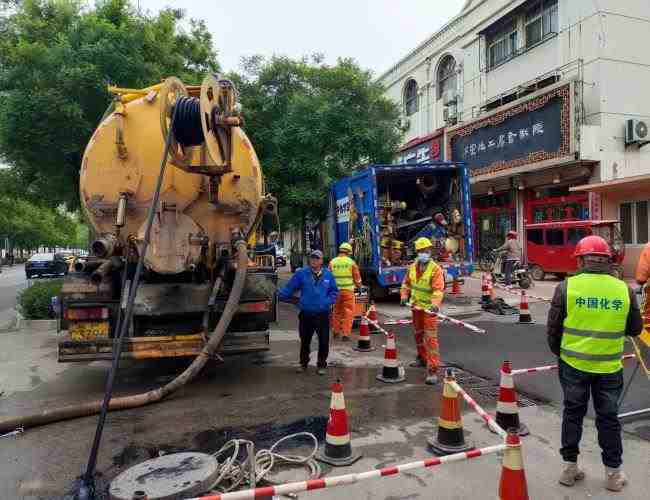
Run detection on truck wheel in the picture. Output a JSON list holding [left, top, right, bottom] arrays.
[[529, 265, 545, 281], [370, 279, 388, 302]]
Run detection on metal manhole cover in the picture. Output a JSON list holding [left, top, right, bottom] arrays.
[[452, 370, 491, 388], [472, 387, 537, 408]]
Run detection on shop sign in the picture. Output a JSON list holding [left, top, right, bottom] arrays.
[[449, 84, 572, 175], [397, 135, 443, 164]]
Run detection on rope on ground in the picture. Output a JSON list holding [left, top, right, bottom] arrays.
[[511, 353, 637, 376], [448, 379, 507, 439], [186, 442, 508, 500], [206, 432, 320, 494]]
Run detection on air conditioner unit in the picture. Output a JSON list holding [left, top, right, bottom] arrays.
[[398, 117, 410, 131], [443, 105, 458, 125], [626, 119, 649, 145], [442, 90, 457, 106]]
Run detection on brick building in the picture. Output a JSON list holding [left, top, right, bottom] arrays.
[[379, 0, 650, 276]]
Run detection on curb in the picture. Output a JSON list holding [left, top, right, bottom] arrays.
[[16, 313, 57, 332]]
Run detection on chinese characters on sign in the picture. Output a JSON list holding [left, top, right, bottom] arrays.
[[450, 94, 564, 172], [575, 296, 624, 311], [397, 137, 443, 164]]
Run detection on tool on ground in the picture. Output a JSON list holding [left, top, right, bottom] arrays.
[[353, 316, 375, 352], [498, 431, 530, 500], [367, 302, 380, 334], [428, 370, 474, 455], [481, 297, 519, 316], [0, 427, 23, 439], [317, 380, 362, 466], [494, 361, 529, 436], [376, 333, 406, 383], [510, 353, 636, 375], [517, 290, 533, 324], [183, 442, 508, 500], [447, 378, 507, 439]]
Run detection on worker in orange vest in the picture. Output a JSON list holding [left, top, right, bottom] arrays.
[[400, 237, 445, 384], [329, 242, 362, 341]]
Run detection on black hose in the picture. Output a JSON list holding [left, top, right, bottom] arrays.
[[172, 96, 204, 147]]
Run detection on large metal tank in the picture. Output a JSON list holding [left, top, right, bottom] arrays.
[[80, 76, 266, 274]]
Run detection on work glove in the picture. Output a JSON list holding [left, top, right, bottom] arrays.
[[400, 298, 408, 307], [429, 305, 440, 314]]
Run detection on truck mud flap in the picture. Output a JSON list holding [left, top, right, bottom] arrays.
[[58, 330, 270, 362]]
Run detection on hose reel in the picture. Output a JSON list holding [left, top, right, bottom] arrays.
[[159, 74, 242, 175]]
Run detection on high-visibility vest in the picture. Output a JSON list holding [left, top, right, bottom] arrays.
[[561, 273, 630, 374], [407, 261, 441, 308], [330, 255, 356, 291]]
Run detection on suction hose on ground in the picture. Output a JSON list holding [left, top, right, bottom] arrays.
[[0, 241, 248, 433]]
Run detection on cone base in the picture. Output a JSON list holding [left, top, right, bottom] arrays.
[[376, 373, 406, 384], [490, 422, 530, 437], [317, 448, 362, 467], [427, 436, 474, 456], [517, 317, 534, 324], [353, 345, 376, 352]]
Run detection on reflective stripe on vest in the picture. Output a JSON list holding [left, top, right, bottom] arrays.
[[561, 273, 630, 374], [408, 261, 439, 308], [330, 255, 356, 291]]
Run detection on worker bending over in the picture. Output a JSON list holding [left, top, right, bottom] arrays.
[[547, 236, 641, 492], [329, 242, 362, 341], [400, 237, 445, 385]]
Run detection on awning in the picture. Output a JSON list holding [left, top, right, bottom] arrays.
[[570, 173, 650, 194]]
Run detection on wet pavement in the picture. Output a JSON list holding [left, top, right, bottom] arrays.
[[1, 285, 649, 499]]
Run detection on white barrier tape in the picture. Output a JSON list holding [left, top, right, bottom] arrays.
[[184, 442, 507, 500], [411, 306, 487, 334], [511, 353, 636, 375], [448, 380, 507, 439]]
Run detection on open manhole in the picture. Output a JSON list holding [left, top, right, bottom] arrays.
[[471, 386, 538, 408]]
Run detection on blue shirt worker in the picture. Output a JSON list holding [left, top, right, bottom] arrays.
[[279, 250, 338, 375], [547, 236, 642, 492]]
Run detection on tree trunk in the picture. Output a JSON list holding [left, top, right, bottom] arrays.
[[300, 211, 307, 268]]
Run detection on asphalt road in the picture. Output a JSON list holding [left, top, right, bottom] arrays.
[[0, 264, 27, 330]]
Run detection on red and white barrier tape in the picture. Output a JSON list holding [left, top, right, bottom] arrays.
[[491, 282, 550, 302], [511, 353, 637, 375], [413, 306, 487, 334], [184, 442, 507, 500], [448, 379, 507, 439], [364, 316, 391, 337]]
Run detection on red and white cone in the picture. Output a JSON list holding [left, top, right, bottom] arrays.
[[317, 380, 362, 467], [517, 290, 533, 324], [376, 332, 406, 383], [488, 274, 496, 301], [493, 360, 529, 436], [498, 430, 530, 500], [481, 273, 491, 304], [353, 316, 375, 352], [451, 275, 462, 295], [367, 302, 380, 334]]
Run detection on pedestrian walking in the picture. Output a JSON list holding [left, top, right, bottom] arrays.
[[329, 242, 362, 341], [279, 250, 338, 375], [494, 230, 520, 286], [400, 237, 445, 385], [547, 235, 642, 492]]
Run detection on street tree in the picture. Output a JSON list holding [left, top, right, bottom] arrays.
[[235, 55, 402, 249], [0, 0, 219, 209]]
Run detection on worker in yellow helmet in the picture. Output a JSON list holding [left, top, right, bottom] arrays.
[[400, 237, 445, 384], [329, 242, 362, 341]]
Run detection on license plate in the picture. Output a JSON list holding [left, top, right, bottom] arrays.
[[70, 321, 109, 341]]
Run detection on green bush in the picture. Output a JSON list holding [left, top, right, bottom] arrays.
[[17, 279, 63, 320]]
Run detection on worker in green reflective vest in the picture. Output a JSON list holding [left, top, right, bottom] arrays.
[[547, 235, 642, 492]]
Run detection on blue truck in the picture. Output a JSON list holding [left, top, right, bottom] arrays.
[[326, 162, 474, 299]]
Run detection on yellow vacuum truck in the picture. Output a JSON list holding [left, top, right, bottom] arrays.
[[58, 75, 278, 362]]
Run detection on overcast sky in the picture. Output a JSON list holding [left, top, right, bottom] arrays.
[[138, 0, 465, 77]]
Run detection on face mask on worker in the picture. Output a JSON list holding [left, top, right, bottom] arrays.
[[417, 252, 431, 263]]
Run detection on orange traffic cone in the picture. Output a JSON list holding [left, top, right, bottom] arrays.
[[498, 430, 529, 500], [428, 369, 474, 455], [353, 316, 375, 352], [488, 274, 496, 301], [376, 332, 405, 383], [317, 380, 362, 466], [367, 302, 380, 334], [517, 290, 533, 324], [481, 273, 491, 304], [493, 361, 529, 436]]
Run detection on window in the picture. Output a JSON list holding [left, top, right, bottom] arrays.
[[567, 228, 589, 246], [404, 79, 418, 116], [527, 229, 544, 245], [546, 229, 564, 246], [619, 201, 649, 244], [488, 22, 518, 69], [525, 0, 558, 49], [437, 55, 456, 100]]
